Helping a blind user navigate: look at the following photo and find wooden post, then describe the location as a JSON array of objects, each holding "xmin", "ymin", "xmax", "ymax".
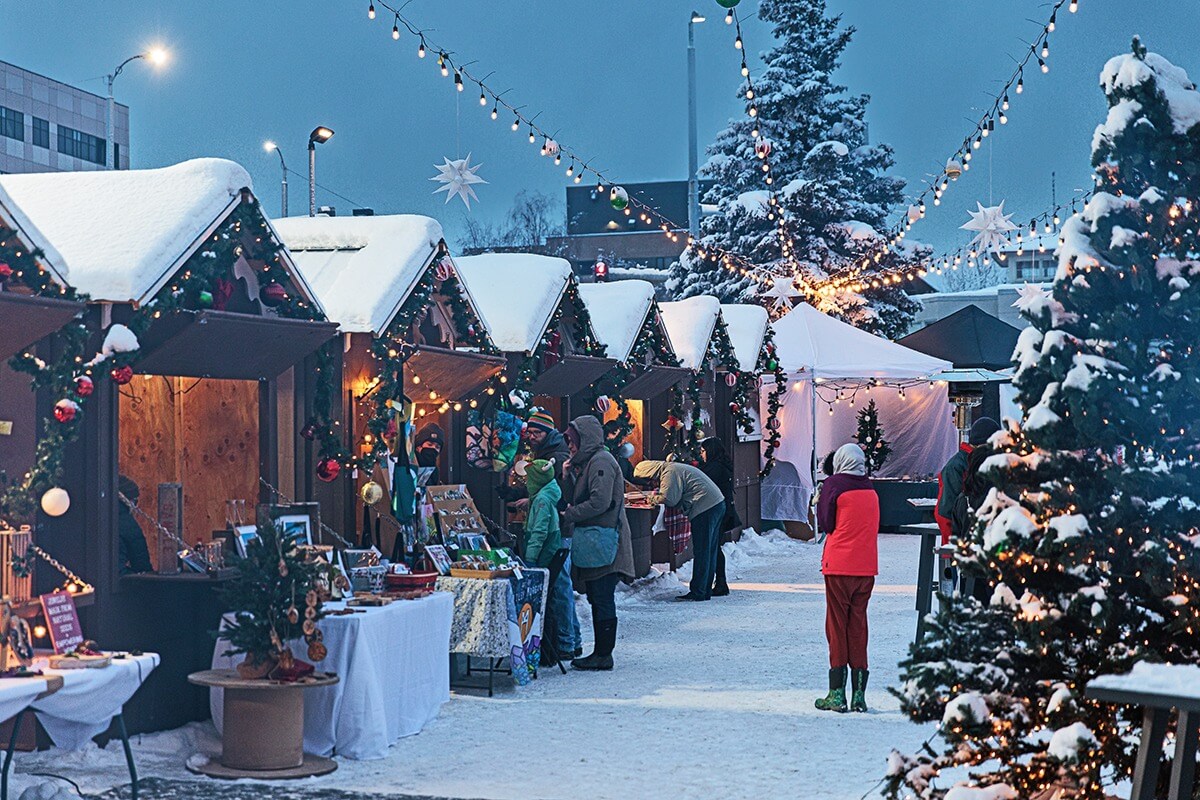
[
  {"xmin": 1131, "ymin": 706, "xmax": 1169, "ymax": 800},
  {"xmin": 1170, "ymin": 710, "xmax": 1198, "ymax": 800}
]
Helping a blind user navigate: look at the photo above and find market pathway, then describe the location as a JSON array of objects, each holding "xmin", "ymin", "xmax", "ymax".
[{"xmin": 15, "ymin": 532, "xmax": 937, "ymax": 800}]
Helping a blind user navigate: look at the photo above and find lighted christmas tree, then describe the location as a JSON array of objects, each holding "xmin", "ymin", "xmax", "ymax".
[
  {"xmin": 854, "ymin": 400, "xmax": 891, "ymax": 476},
  {"xmin": 888, "ymin": 39, "xmax": 1200, "ymax": 799},
  {"xmin": 667, "ymin": 0, "xmax": 920, "ymax": 338}
]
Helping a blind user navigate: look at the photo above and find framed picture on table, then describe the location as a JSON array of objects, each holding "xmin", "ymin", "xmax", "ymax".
[
  {"xmin": 424, "ymin": 544, "xmax": 452, "ymax": 575},
  {"xmin": 275, "ymin": 515, "xmax": 313, "ymax": 548},
  {"xmin": 233, "ymin": 525, "xmax": 259, "ymax": 559}
]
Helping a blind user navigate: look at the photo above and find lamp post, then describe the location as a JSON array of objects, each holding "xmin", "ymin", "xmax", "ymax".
[
  {"xmin": 263, "ymin": 141, "xmax": 288, "ymax": 217},
  {"xmin": 688, "ymin": 11, "xmax": 706, "ymax": 239},
  {"xmin": 105, "ymin": 46, "xmax": 168, "ymax": 170},
  {"xmin": 307, "ymin": 126, "xmax": 334, "ymax": 217}
]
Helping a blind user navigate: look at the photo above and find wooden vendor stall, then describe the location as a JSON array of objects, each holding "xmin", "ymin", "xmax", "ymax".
[
  {"xmin": 274, "ymin": 214, "xmax": 505, "ymax": 558},
  {"xmin": 453, "ymin": 254, "xmax": 613, "ymax": 525},
  {"xmin": 0, "ymin": 159, "xmax": 339, "ymax": 735}
]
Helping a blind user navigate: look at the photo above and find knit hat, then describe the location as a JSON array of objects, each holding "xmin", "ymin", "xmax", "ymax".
[
  {"xmin": 415, "ymin": 422, "xmax": 445, "ymax": 450},
  {"xmin": 968, "ymin": 417, "xmax": 1001, "ymax": 446},
  {"xmin": 525, "ymin": 459, "xmax": 557, "ymax": 497},
  {"xmin": 526, "ymin": 409, "xmax": 557, "ymax": 434}
]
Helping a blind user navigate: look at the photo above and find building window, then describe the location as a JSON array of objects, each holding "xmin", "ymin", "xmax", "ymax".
[
  {"xmin": 0, "ymin": 106, "xmax": 24, "ymax": 142},
  {"xmin": 31, "ymin": 117, "xmax": 49, "ymax": 149},
  {"xmin": 113, "ymin": 142, "xmax": 121, "ymax": 169},
  {"xmin": 57, "ymin": 125, "xmax": 106, "ymax": 165}
]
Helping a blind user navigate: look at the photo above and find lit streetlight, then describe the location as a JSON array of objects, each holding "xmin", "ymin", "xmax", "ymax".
[
  {"xmin": 263, "ymin": 141, "xmax": 288, "ymax": 217},
  {"xmin": 308, "ymin": 126, "xmax": 335, "ymax": 217},
  {"xmin": 105, "ymin": 46, "xmax": 169, "ymax": 170},
  {"xmin": 688, "ymin": 12, "xmax": 705, "ymax": 239}
]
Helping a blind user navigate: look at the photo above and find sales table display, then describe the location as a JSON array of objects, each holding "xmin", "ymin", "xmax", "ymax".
[
  {"xmin": 30, "ymin": 652, "xmax": 161, "ymax": 749},
  {"xmin": 210, "ymin": 592, "xmax": 453, "ymax": 760},
  {"xmin": 436, "ymin": 568, "xmax": 548, "ymax": 687}
]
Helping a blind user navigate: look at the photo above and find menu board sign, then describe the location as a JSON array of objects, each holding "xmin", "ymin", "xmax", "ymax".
[{"xmin": 40, "ymin": 591, "xmax": 84, "ymax": 653}]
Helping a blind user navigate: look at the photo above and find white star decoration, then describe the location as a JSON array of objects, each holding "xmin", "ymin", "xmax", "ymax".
[
  {"xmin": 430, "ymin": 153, "xmax": 487, "ymax": 209},
  {"xmin": 961, "ymin": 200, "xmax": 1018, "ymax": 254},
  {"xmin": 762, "ymin": 279, "xmax": 800, "ymax": 312},
  {"xmin": 1013, "ymin": 282, "xmax": 1050, "ymax": 313}
]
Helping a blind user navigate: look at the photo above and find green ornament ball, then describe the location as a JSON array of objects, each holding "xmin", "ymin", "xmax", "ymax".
[
  {"xmin": 198, "ymin": 290, "xmax": 214, "ymax": 308},
  {"xmin": 715, "ymin": 0, "xmax": 741, "ymax": 7},
  {"xmin": 766, "ymin": 358, "xmax": 779, "ymax": 371},
  {"xmin": 610, "ymin": 186, "xmax": 629, "ymax": 211}
]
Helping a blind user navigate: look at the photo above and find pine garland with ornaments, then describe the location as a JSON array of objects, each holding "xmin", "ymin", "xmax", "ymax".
[
  {"xmin": 757, "ymin": 327, "xmax": 787, "ymax": 477},
  {"xmin": 597, "ymin": 302, "xmax": 680, "ymax": 451},
  {"xmin": 888, "ymin": 39, "xmax": 1200, "ymax": 800},
  {"xmin": 709, "ymin": 316, "xmax": 757, "ymax": 435}
]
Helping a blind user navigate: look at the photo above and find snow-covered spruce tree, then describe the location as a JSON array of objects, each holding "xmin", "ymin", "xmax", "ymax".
[
  {"xmin": 667, "ymin": 0, "xmax": 919, "ymax": 338},
  {"xmin": 888, "ymin": 39, "xmax": 1200, "ymax": 800}
]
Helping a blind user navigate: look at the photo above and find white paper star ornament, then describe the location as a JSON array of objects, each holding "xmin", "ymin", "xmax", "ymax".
[
  {"xmin": 762, "ymin": 279, "xmax": 799, "ymax": 312},
  {"xmin": 1013, "ymin": 282, "xmax": 1050, "ymax": 313},
  {"xmin": 430, "ymin": 153, "xmax": 487, "ymax": 209},
  {"xmin": 961, "ymin": 201, "xmax": 1018, "ymax": 254}
]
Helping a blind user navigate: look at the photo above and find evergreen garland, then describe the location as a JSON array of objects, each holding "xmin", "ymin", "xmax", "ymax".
[
  {"xmin": 598, "ymin": 302, "xmax": 679, "ymax": 451},
  {"xmin": 757, "ymin": 328, "xmax": 787, "ymax": 477}
]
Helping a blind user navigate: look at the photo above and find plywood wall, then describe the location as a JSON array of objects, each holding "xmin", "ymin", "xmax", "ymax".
[{"xmin": 119, "ymin": 377, "xmax": 259, "ymax": 567}]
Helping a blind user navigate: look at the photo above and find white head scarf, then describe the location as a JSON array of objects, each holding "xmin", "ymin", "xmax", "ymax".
[{"xmin": 833, "ymin": 443, "xmax": 867, "ymax": 477}]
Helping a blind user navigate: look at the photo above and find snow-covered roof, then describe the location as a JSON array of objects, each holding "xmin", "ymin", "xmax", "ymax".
[
  {"xmin": 579, "ymin": 280, "xmax": 656, "ymax": 363},
  {"xmin": 720, "ymin": 304, "xmax": 769, "ymax": 372},
  {"xmin": 0, "ymin": 159, "xmax": 303, "ymax": 306},
  {"xmin": 273, "ymin": 214, "xmax": 443, "ymax": 335},
  {"xmin": 0, "ymin": 183, "xmax": 68, "ymax": 285},
  {"xmin": 659, "ymin": 295, "xmax": 720, "ymax": 371},
  {"xmin": 454, "ymin": 253, "xmax": 572, "ymax": 353}
]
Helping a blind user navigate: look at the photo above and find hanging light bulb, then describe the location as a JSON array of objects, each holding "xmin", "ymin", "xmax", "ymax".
[
  {"xmin": 981, "ymin": 121, "xmax": 990, "ymax": 138},
  {"xmin": 735, "ymin": 36, "xmax": 743, "ymax": 50},
  {"xmin": 748, "ymin": 105, "xmax": 758, "ymax": 118},
  {"xmin": 574, "ymin": 171, "xmax": 583, "ymax": 184},
  {"xmin": 740, "ymin": 61, "xmax": 749, "ymax": 77},
  {"xmin": 1002, "ymin": 94, "xmax": 1010, "ymax": 111},
  {"xmin": 454, "ymin": 71, "xmax": 464, "ymax": 91},
  {"xmin": 999, "ymin": 111, "xmax": 1008, "ymax": 124},
  {"xmin": 490, "ymin": 104, "xmax": 498, "ymax": 120},
  {"xmin": 392, "ymin": 17, "xmax": 400, "ymax": 39},
  {"xmin": 368, "ymin": 2, "xmax": 375, "ymax": 19},
  {"xmin": 1048, "ymin": 11, "xmax": 1057, "ymax": 31},
  {"xmin": 745, "ymin": 88, "xmax": 755, "ymax": 100},
  {"xmin": 1039, "ymin": 57, "xmax": 1049, "ymax": 73},
  {"xmin": 1053, "ymin": 212, "xmax": 1061, "ymax": 226},
  {"xmin": 1041, "ymin": 38, "xmax": 1050, "ymax": 58},
  {"xmin": 1017, "ymin": 74, "xmax": 1025, "ymax": 94},
  {"xmin": 554, "ymin": 153, "xmax": 561, "ymax": 165},
  {"xmin": 479, "ymin": 89, "xmax": 487, "ymax": 106},
  {"xmin": 438, "ymin": 53, "xmax": 449, "ymax": 77},
  {"xmin": 566, "ymin": 162, "xmax": 574, "ymax": 176},
  {"xmin": 1069, "ymin": 0, "xmax": 1078, "ymax": 11},
  {"xmin": 528, "ymin": 126, "xmax": 536, "ymax": 144},
  {"xmin": 512, "ymin": 116, "xmax": 520, "ymax": 131},
  {"xmin": 725, "ymin": 10, "xmax": 734, "ymax": 24},
  {"xmin": 417, "ymin": 38, "xmax": 426, "ymax": 58}
]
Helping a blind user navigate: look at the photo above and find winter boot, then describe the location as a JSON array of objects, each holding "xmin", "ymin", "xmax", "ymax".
[
  {"xmin": 814, "ymin": 667, "xmax": 848, "ymax": 712},
  {"xmin": 711, "ymin": 549, "xmax": 730, "ymax": 596},
  {"xmin": 572, "ymin": 618, "xmax": 617, "ymax": 671},
  {"xmin": 850, "ymin": 669, "xmax": 869, "ymax": 712}
]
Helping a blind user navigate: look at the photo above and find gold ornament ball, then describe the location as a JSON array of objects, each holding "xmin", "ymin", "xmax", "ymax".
[
  {"xmin": 41, "ymin": 487, "xmax": 71, "ymax": 517},
  {"xmin": 360, "ymin": 481, "xmax": 384, "ymax": 505}
]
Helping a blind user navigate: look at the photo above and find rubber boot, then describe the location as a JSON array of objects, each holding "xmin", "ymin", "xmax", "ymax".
[
  {"xmin": 814, "ymin": 666, "xmax": 848, "ymax": 712},
  {"xmin": 712, "ymin": 548, "xmax": 730, "ymax": 597},
  {"xmin": 572, "ymin": 618, "xmax": 616, "ymax": 671},
  {"xmin": 850, "ymin": 669, "xmax": 869, "ymax": 712}
]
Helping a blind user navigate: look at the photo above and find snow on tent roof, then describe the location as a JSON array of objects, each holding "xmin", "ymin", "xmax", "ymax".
[
  {"xmin": 720, "ymin": 304, "xmax": 769, "ymax": 372},
  {"xmin": 0, "ymin": 182, "xmax": 68, "ymax": 285},
  {"xmin": 772, "ymin": 303, "xmax": 952, "ymax": 380},
  {"xmin": 0, "ymin": 158, "xmax": 260, "ymax": 304},
  {"xmin": 454, "ymin": 253, "xmax": 572, "ymax": 353},
  {"xmin": 659, "ymin": 295, "xmax": 720, "ymax": 371},
  {"xmin": 578, "ymin": 280, "xmax": 656, "ymax": 363},
  {"xmin": 273, "ymin": 214, "xmax": 443, "ymax": 335}
]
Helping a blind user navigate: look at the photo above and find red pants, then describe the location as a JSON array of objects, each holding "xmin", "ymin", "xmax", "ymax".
[{"xmin": 824, "ymin": 575, "xmax": 874, "ymax": 670}]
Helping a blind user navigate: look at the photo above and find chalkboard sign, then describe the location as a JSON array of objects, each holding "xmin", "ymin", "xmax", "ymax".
[{"xmin": 40, "ymin": 592, "xmax": 84, "ymax": 653}]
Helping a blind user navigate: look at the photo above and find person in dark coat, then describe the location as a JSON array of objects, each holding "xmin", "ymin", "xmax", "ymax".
[
  {"xmin": 935, "ymin": 417, "xmax": 1001, "ymax": 544},
  {"xmin": 117, "ymin": 475, "xmax": 152, "ymax": 575},
  {"xmin": 503, "ymin": 409, "xmax": 572, "ymax": 509},
  {"xmin": 699, "ymin": 437, "xmax": 741, "ymax": 597}
]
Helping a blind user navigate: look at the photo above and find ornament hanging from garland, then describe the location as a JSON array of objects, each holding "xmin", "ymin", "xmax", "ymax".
[
  {"xmin": 543, "ymin": 139, "xmax": 560, "ymax": 158},
  {"xmin": 53, "ymin": 399, "xmax": 79, "ymax": 424},
  {"xmin": 595, "ymin": 395, "xmax": 612, "ymax": 414},
  {"xmin": 41, "ymin": 488, "xmax": 70, "ymax": 517},
  {"xmin": 73, "ymin": 375, "xmax": 94, "ymax": 398},
  {"xmin": 725, "ymin": 372, "xmax": 738, "ymax": 387},
  {"xmin": 316, "ymin": 457, "xmax": 341, "ymax": 483},
  {"xmin": 259, "ymin": 282, "xmax": 287, "ymax": 307},
  {"xmin": 300, "ymin": 420, "xmax": 318, "ymax": 441},
  {"xmin": 434, "ymin": 258, "xmax": 454, "ymax": 282},
  {"xmin": 945, "ymin": 158, "xmax": 963, "ymax": 180},
  {"xmin": 960, "ymin": 200, "xmax": 1018, "ymax": 254},
  {"xmin": 110, "ymin": 365, "xmax": 134, "ymax": 385},
  {"xmin": 729, "ymin": 402, "xmax": 741, "ymax": 414},
  {"xmin": 906, "ymin": 205, "xmax": 922, "ymax": 224},
  {"xmin": 610, "ymin": 186, "xmax": 629, "ymax": 211},
  {"xmin": 754, "ymin": 139, "xmax": 772, "ymax": 159},
  {"xmin": 360, "ymin": 481, "xmax": 384, "ymax": 505},
  {"xmin": 715, "ymin": 0, "xmax": 740, "ymax": 7},
  {"xmin": 0, "ymin": 263, "xmax": 11, "ymax": 283},
  {"xmin": 198, "ymin": 290, "xmax": 214, "ymax": 308},
  {"xmin": 662, "ymin": 414, "xmax": 684, "ymax": 432},
  {"xmin": 430, "ymin": 153, "xmax": 487, "ymax": 209}
]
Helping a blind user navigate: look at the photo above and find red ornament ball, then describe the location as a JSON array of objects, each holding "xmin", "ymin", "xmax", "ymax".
[
  {"xmin": 729, "ymin": 402, "xmax": 741, "ymax": 414},
  {"xmin": 53, "ymin": 399, "xmax": 80, "ymax": 423},
  {"xmin": 260, "ymin": 282, "xmax": 287, "ymax": 307},
  {"xmin": 316, "ymin": 457, "xmax": 341, "ymax": 483},
  {"xmin": 0, "ymin": 263, "xmax": 11, "ymax": 282},
  {"xmin": 73, "ymin": 375, "xmax": 95, "ymax": 397},
  {"xmin": 725, "ymin": 372, "xmax": 739, "ymax": 387},
  {"xmin": 767, "ymin": 417, "xmax": 781, "ymax": 431},
  {"xmin": 110, "ymin": 365, "xmax": 134, "ymax": 385}
]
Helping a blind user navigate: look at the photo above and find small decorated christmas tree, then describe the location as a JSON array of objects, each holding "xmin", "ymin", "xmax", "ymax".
[
  {"xmin": 218, "ymin": 522, "xmax": 328, "ymax": 678},
  {"xmin": 887, "ymin": 39, "xmax": 1200, "ymax": 800},
  {"xmin": 854, "ymin": 400, "xmax": 891, "ymax": 476}
]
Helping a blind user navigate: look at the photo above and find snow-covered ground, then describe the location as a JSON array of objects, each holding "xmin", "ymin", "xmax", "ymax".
[{"xmin": 12, "ymin": 532, "xmax": 936, "ymax": 800}]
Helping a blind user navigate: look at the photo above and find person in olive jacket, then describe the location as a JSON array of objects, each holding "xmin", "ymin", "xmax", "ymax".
[
  {"xmin": 699, "ymin": 437, "xmax": 742, "ymax": 597},
  {"xmin": 563, "ymin": 415, "xmax": 635, "ymax": 671},
  {"xmin": 632, "ymin": 458, "xmax": 725, "ymax": 601}
]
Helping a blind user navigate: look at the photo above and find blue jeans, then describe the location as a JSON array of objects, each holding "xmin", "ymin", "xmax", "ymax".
[
  {"xmin": 689, "ymin": 502, "xmax": 725, "ymax": 600},
  {"xmin": 549, "ymin": 550, "xmax": 581, "ymax": 653}
]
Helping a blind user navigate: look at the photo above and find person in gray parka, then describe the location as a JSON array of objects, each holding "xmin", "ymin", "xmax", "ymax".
[{"xmin": 632, "ymin": 459, "xmax": 725, "ymax": 601}]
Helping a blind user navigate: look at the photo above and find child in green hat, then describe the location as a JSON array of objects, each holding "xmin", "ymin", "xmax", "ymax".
[{"xmin": 523, "ymin": 458, "xmax": 562, "ymax": 567}]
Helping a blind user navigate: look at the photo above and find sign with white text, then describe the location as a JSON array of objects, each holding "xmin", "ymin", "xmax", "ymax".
[{"xmin": 40, "ymin": 592, "xmax": 83, "ymax": 654}]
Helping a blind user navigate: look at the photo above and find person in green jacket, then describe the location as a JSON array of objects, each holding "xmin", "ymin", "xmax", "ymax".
[{"xmin": 524, "ymin": 458, "xmax": 580, "ymax": 664}]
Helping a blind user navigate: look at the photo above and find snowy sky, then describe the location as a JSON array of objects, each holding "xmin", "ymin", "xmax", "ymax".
[{"xmin": 3, "ymin": 1, "xmax": 1197, "ymax": 255}]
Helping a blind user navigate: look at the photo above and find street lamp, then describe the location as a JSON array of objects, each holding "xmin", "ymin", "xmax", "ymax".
[
  {"xmin": 263, "ymin": 141, "xmax": 288, "ymax": 218},
  {"xmin": 105, "ymin": 46, "xmax": 169, "ymax": 170},
  {"xmin": 688, "ymin": 12, "xmax": 705, "ymax": 239},
  {"xmin": 307, "ymin": 126, "xmax": 335, "ymax": 217}
]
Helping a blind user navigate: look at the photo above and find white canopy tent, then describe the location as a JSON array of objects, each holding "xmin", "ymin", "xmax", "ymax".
[{"xmin": 761, "ymin": 304, "xmax": 957, "ymax": 522}]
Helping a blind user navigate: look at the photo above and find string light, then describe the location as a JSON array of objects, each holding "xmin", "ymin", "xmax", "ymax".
[
  {"xmin": 368, "ymin": 1, "xmax": 375, "ymax": 19},
  {"xmin": 392, "ymin": 16, "xmax": 400, "ymax": 39}
]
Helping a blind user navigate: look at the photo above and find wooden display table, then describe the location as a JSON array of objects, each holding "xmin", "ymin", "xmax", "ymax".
[{"xmin": 187, "ymin": 669, "xmax": 339, "ymax": 779}]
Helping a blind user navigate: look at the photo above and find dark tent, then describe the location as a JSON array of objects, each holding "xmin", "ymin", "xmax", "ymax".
[{"xmin": 897, "ymin": 304, "xmax": 1021, "ymax": 370}]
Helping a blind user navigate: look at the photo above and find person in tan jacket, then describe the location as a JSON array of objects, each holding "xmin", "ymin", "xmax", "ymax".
[{"xmin": 633, "ymin": 460, "xmax": 725, "ymax": 601}]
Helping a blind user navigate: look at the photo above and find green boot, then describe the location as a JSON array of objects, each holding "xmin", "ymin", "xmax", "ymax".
[
  {"xmin": 814, "ymin": 667, "xmax": 848, "ymax": 712},
  {"xmin": 850, "ymin": 668, "xmax": 869, "ymax": 712}
]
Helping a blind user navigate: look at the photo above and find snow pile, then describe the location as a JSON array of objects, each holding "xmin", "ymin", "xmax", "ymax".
[
  {"xmin": 1088, "ymin": 661, "xmax": 1200, "ymax": 700},
  {"xmin": 615, "ymin": 568, "xmax": 690, "ymax": 606},
  {"xmin": 1046, "ymin": 684, "xmax": 1073, "ymax": 714},
  {"xmin": 730, "ymin": 190, "xmax": 771, "ymax": 217},
  {"xmin": 942, "ymin": 692, "xmax": 990, "ymax": 727},
  {"xmin": 0, "ymin": 159, "xmax": 252, "ymax": 303},
  {"xmin": 100, "ymin": 323, "xmax": 139, "ymax": 355},
  {"xmin": 274, "ymin": 214, "xmax": 443, "ymax": 335},
  {"xmin": 17, "ymin": 782, "xmax": 75, "ymax": 800},
  {"xmin": 660, "ymin": 295, "xmax": 720, "ymax": 370},
  {"xmin": 833, "ymin": 220, "xmax": 882, "ymax": 241},
  {"xmin": 454, "ymin": 253, "xmax": 573, "ymax": 353},
  {"xmin": 719, "ymin": 303, "xmax": 769, "ymax": 372},
  {"xmin": 579, "ymin": 280, "xmax": 656, "ymax": 362},
  {"xmin": 721, "ymin": 528, "xmax": 804, "ymax": 576},
  {"xmin": 944, "ymin": 784, "xmax": 1017, "ymax": 800},
  {"xmin": 982, "ymin": 504, "xmax": 1037, "ymax": 552},
  {"xmin": 1047, "ymin": 721, "xmax": 1097, "ymax": 762}
]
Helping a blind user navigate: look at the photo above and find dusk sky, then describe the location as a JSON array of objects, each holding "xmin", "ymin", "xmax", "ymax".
[{"xmin": 3, "ymin": 1, "xmax": 1197, "ymax": 255}]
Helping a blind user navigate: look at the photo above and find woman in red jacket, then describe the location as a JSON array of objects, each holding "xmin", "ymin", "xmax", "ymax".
[{"xmin": 814, "ymin": 443, "xmax": 879, "ymax": 713}]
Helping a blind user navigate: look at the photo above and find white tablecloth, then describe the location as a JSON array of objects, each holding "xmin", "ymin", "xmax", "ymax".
[
  {"xmin": 211, "ymin": 591, "xmax": 453, "ymax": 760},
  {"xmin": 0, "ymin": 678, "xmax": 53, "ymax": 727},
  {"xmin": 30, "ymin": 653, "xmax": 160, "ymax": 750}
]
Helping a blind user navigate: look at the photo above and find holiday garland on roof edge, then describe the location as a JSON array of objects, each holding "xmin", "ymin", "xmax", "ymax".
[{"xmin": 598, "ymin": 301, "xmax": 680, "ymax": 450}]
